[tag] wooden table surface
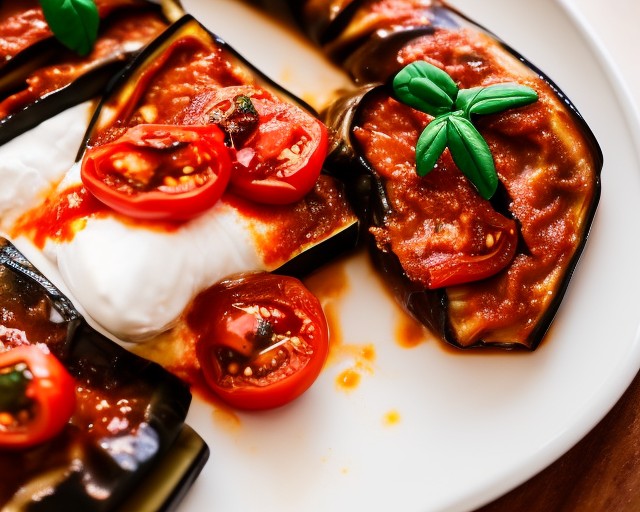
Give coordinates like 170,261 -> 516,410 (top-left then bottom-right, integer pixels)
475,368 -> 640,511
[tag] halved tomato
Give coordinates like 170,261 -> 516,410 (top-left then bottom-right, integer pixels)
80,123 -> 232,220
425,211 -> 518,288
185,85 -> 328,205
186,272 -> 329,410
0,345 -> 76,450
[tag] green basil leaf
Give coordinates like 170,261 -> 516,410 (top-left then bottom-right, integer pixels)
446,116 -> 498,199
456,83 -> 538,116
39,0 -> 99,56
393,61 -> 458,116
393,61 -> 537,200
415,115 -> 450,177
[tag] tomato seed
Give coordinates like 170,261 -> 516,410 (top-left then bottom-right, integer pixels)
486,233 -> 494,248
138,104 -> 158,123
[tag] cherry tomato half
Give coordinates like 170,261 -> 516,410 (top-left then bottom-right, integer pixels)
81,124 -> 232,220
187,86 -> 328,205
186,272 -> 329,410
425,211 -> 518,288
0,345 -> 76,450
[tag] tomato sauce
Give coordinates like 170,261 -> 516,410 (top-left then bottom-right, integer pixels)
0,0 -> 52,64
20,20 -> 355,265
10,183 -> 188,249
0,9 -> 168,119
89,35 -> 253,146
353,28 -> 599,347
334,0 -> 436,40
0,0 -> 158,67
226,175 -> 355,267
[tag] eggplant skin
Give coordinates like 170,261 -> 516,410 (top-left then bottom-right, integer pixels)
79,13 -> 360,271
336,32 -> 600,351
252,0 -> 602,351
0,2 -> 168,146
0,237 -> 200,511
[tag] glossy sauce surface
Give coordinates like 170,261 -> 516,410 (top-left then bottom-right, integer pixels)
354,28 -> 599,347
0,263 -> 151,504
13,20 -> 356,264
0,9 -> 167,119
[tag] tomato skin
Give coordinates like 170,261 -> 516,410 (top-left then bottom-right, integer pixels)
0,346 -> 76,450
187,272 -> 329,410
426,214 -> 518,289
187,86 -> 328,205
81,124 -> 232,221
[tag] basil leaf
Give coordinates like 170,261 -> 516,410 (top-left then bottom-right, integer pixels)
415,116 -> 449,177
456,83 -> 538,116
392,60 -> 539,200
393,61 -> 458,117
446,115 -> 498,199
39,0 -> 99,56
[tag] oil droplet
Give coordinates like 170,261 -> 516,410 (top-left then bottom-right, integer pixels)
382,409 -> 401,427
304,258 -> 350,302
336,368 -> 361,391
359,343 -> 376,364
212,407 -> 242,434
305,251 -> 378,393
395,310 -> 431,348
334,344 -> 376,393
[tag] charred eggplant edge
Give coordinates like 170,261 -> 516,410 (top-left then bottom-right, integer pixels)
321,17 -> 602,349
0,237 -> 202,510
0,2 -> 166,146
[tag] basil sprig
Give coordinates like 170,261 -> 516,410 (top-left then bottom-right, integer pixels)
39,0 -> 100,56
393,61 -> 538,199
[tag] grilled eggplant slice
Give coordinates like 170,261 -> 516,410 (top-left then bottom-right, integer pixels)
0,0 -> 168,145
10,15 -> 358,342
0,237 -> 208,511
250,0 -> 602,350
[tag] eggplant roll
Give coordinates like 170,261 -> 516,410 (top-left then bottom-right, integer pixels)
0,237 -> 207,511
251,0 -> 602,350
8,15 -> 358,342
0,0 -> 168,145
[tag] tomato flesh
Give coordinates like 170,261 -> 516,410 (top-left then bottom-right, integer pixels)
0,345 -> 76,450
185,86 -> 328,205
426,212 -> 518,288
81,124 -> 232,220
187,272 -> 329,410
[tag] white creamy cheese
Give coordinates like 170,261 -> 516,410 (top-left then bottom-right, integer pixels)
47,163 -> 271,340
51,199 -> 265,341
0,103 -> 93,230
1,103 -> 274,342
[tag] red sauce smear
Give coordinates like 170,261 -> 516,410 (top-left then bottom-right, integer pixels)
10,184 -> 185,249
14,22 -> 355,266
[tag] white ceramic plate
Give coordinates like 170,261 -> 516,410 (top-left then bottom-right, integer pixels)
3,0 -> 638,511
172,1 -> 640,511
